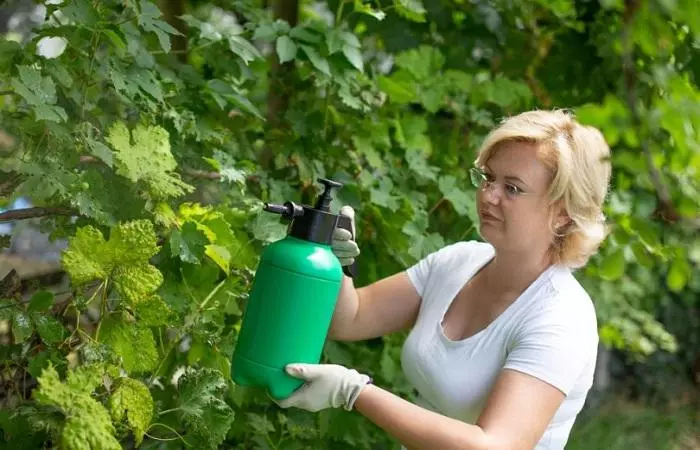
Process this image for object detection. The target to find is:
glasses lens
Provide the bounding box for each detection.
[469,168,483,188]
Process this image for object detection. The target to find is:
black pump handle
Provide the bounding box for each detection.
[336,214,357,279]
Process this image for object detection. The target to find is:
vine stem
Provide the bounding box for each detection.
[148,278,227,386]
[146,422,190,446]
[93,276,110,342]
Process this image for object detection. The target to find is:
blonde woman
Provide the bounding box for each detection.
[276,109,612,450]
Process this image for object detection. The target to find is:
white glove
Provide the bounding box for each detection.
[332,206,360,267]
[275,363,372,412]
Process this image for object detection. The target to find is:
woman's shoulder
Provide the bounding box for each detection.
[528,267,598,331]
[431,239,495,262]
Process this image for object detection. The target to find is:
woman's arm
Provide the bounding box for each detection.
[328,271,422,342]
[353,368,566,450]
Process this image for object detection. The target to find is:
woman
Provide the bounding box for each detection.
[276,109,612,450]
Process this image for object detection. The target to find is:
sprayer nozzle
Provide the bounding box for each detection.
[263,201,304,219]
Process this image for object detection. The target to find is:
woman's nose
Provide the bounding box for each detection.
[483,182,501,204]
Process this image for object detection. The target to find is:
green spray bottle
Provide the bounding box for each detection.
[230,178,356,400]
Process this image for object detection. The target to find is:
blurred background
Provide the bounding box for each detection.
[0,0,698,449]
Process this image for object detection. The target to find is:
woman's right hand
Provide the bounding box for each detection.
[332,206,360,267]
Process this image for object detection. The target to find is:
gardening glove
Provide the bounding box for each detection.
[275,363,372,412]
[332,205,360,267]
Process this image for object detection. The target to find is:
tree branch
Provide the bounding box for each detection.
[0,207,77,223]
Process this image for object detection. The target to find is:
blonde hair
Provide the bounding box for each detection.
[475,109,612,269]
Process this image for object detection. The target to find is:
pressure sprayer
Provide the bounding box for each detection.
[230,178,356,400]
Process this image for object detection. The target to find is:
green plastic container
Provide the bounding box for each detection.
[231,178,356,400]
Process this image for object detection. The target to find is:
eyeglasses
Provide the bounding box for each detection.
[469,167,530,200]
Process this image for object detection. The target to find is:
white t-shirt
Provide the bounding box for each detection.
[400,240,598,450]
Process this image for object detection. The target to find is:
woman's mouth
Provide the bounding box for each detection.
[480,210,501,222]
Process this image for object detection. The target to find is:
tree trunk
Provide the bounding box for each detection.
[159,0,188,63]
[260,0,299,169]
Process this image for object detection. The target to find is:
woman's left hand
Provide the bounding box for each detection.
[274,363,372,412]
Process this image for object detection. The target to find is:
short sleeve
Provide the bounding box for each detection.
[503,301,599,396]
[405,250,437,297]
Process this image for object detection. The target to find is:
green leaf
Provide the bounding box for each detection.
[408,232,444,260]
[438,175,478,221]
[176,367,235,449]
[394,46,444,80]
[666,257,691,293]
[33,364,121,450]
[170,221,209,264]
[31,314,67,345]
[105,121,194,200]
[11,65,67,123]
[229,35,263,65]
[100,316,158,373]
[28,291,55,313]
[109,378,154,445]
[300,45,330,76]
[112,263,164,305]
[276,35,297,63]
[393,0,427,22]
[377,74,416,103]
[136,0,182,53]
[342,44,364,72]
[353,0,387,20]
[61,226,111,284]
[598,248,626,281]
[206,245,231,273]
[134,295,173,326]
[12,311,33,343]
[61,220,163,305]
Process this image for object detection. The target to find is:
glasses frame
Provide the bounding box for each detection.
[469,166,531,200]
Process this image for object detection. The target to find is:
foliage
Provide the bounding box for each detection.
[0,0,697,448]
[568,396,699,450]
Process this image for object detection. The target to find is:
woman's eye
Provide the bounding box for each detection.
[506,184,522,195]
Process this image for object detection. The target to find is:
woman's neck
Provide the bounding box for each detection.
[483,246,553,294]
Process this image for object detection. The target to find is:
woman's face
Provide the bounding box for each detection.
[475,141,561,256]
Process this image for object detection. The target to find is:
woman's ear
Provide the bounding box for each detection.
[550,200,571,231]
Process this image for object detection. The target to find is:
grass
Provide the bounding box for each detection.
[567,396,700,450]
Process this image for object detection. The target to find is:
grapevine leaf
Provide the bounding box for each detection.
[170,221,209,264]
[206,245,231,273]
[438,175,478,221]
[109,378,154,445]
[33,364,121,450]
[61,226,110,285]
[112,263,164,305]
[101,316,158,373]
[134,295,173,326]
[109,220,161,264]
[176,367,235,449]
[61,220,163,305]
[408,232,444,261]
[105,121,194,200]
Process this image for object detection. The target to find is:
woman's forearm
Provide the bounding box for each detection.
[353,384,493,450]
